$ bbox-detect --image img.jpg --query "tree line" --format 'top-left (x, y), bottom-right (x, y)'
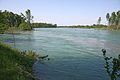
top-left (58, 24), bottom-right (107, 28)
top-left (59, 10), bottom-right (120, 29)
top-left (0, 9), bottom-right (120, 32)
top-left (106, 10), bottom-right (120, 29)
top-left (32, 23), bottom-right (57, 28)
top-left (96, 10), bottom-right (120, 29)
top-left (0, 9), bottom-right (57, 33)
top-left (0, 9), bottom-right (33, 33)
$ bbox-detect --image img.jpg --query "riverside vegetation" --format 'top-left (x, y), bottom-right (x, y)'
top-left (0, 42), bottom-right (49, 80)
top-left (102, 49), bottom-right (120, 80)
top-left (0, 9), bottom-right (57, 34)
top-left (58, 10), bottom-right (120, 30)
top-left (0, 9), bottom-right (120, 34)
top-left (0, 9), bottom-right (120, 80)
top-left (0, 42), bottom-right (37, 80)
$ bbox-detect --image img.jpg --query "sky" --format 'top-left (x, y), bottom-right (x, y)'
top-left (0, 0), bottom-right (120, 26)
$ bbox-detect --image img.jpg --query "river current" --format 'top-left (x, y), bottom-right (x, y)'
top-left (0, 28), bottom-right (120, 80)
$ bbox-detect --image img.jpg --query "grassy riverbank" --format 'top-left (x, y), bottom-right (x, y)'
top-left (0, 42), bottom-right (39, 80)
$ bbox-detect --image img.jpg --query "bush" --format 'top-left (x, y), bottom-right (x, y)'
top-left (0, 42), bottom-right (38, 80)
top-left (0, 24), bottom-right (9, 34)
top-left (19, 23), bottom-right (32, 31)
top-left (102, 49), bottom-right (120, 80)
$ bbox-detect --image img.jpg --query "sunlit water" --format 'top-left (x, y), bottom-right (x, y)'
top-left (0, 28), bottom-right (120, 80)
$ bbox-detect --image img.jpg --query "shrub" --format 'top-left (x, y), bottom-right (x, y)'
top-left (0, 24), bottom-right (9, 34)
top-left (19, 23), bottom-right (32, 31)
top-left (0, 42), bottom-right (37, 80)
top-left (102, 49), bottom-right (120, 80)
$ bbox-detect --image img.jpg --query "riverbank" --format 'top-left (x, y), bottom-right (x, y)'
top-left (0, 42), bottom-right (40, 80)
top-left (70, 27), bottom-right (120, 31)
top-left (58, 25), bottom-right (120, 31)
top-left (95, 26), bottom-right (120, 31)
top-left (1, 26), bottom-right (120, 35)
top-left (66, 26), bottom-right (120, 31)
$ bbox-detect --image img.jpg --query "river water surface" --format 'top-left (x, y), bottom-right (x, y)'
top-left (0, 28), bottom-right (120, 80)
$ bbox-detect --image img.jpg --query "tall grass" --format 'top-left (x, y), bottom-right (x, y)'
top-left (0, 42), bottom-right (39, 80)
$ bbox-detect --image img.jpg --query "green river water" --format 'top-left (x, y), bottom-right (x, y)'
top-left (0, 28), bottom-right (120, 80)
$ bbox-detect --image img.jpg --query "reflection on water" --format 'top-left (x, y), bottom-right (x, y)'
top-left (0, 28), bottom-right (120, 80)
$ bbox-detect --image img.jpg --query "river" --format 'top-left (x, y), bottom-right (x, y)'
top-left (0, 28), bottom-right (120, 80)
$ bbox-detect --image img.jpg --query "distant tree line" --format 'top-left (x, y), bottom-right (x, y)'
top-left (32, 23), bottom-right (57, 28)
top-left (0, 9), bottom-right (120, 32)
top-left (59, 10), bottom-right (120, 30)
top-left (58, 24), bottom-right (107, 28)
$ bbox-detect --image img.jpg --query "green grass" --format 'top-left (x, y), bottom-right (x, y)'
top-left (0, 42), bottom-right (38, 80)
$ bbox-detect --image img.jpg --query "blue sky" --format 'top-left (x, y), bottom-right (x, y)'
top-left (0, 0), bottom-right (120, 26)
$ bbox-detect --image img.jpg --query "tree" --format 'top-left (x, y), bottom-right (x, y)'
top-left (25, 9), bottom-right (33, 24)
top-left (117, 11), bottom-right (120, 25)
top-left (21, 9), bottom-right (33, 30)
top-left (0, 24), bottom-right (8, 34)
top-left (9, 12), bottom-right (15, 27)
top-left (0, 10), bottom-right (4, 24)
top-left (0, 10), bottom-right (33, 33)
top-left (97, 17), bottom-right (101, 25)
top-left (105, 10), bottom-right (120, 29)
top-left (111, 12), bottom-right (116, 25)
top-left (19, 22), bottom-right (32, 30)
top-left (106, 13), bottom-right (110, 25)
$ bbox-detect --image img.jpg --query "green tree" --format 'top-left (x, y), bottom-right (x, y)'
top-left (117, 11), bottom-right (120, 25)
top-left (0, 24), bottom-right (8, 34)
top-left (111, 12), bottom-right (116, 25)
top-left (14, 14), bottom-right (23, 27)
top-left (25, 9), bottom-right (33, 24)
top-left (2, 10), bottom-right (10, 26)
top-left (0, 10), bottom-right (33, 33)
top-left (97, 17), bottom-right (101, 25)
top-left (9, 12), bottom-right (15, 27)
top-left (21, 9), bottom-right (33, 30)
top-left (20, 13), bottom-right (26, 23)
top-left (0, 10), bottom-right (4, 24)
top-left (19, 22), bottom-right (31, 30)
top-left (105, 11), bottom-right (120, 29)
top-left (106, 13), bottom-right (110, 25)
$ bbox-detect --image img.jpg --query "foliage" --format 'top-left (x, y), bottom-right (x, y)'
top-left (0, 41), bottom-right (50, 80)
top-left (1, 9), bottom-right (120, 32)
top-left (0, 24), bottom-right (9, 34)
top-left (19, 22), bottom-right (32, 31)
top-left (0, 9), bottom-right (34, 33)
top-left (0, 42), bottom-right (40, 80)
top-left (106, 10), bottom-right (120, 27)
top-left (25, 9), bottom-right (33, 24)
top-left (0, 10), bottom-right (24, 28)
top-left (58, 24), bottom-right (107, 28)
top-left (102, 49), bottom-right (120, 80)
top-left (97, 17), bottom-right (101, 25)
top-left (32, 23), bottom-right (57, 28)
top-left (25, 50), bottom-right (37, 59)
top-left (21, 9), bottom-right (33, 29)
top-left (0, 9), bottom-right (58, 33)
